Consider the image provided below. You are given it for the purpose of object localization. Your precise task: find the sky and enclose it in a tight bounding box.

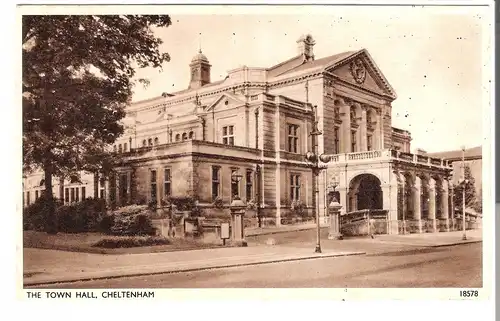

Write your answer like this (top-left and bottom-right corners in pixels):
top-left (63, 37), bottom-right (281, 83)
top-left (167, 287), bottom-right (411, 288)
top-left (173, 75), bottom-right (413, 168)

top-left (130, 5), bottom-right (490, 153)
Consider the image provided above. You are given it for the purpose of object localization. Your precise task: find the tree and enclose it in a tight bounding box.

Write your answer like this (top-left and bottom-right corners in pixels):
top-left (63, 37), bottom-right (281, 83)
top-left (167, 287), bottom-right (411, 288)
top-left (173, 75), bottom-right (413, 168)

top-left (453, 164), bottom-right (477, 212)
top-left (23, 15), bottom-right (172, 233)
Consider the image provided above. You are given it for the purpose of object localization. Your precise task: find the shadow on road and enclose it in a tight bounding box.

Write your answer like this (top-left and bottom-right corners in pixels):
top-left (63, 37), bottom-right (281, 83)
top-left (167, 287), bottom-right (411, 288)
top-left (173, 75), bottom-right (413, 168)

top-left (366, 247), bottom-right (449, 257)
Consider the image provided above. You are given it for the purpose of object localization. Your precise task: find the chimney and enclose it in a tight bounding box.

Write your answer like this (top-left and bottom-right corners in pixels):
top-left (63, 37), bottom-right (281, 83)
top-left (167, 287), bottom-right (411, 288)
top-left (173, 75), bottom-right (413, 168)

top-left (297, 34), bottom-right (315, 62)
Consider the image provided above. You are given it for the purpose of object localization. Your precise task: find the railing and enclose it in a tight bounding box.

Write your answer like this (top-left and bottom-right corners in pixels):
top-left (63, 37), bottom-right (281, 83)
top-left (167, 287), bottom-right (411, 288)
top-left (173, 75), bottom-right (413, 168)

top-left (322, 149), bottom-right (452, 169)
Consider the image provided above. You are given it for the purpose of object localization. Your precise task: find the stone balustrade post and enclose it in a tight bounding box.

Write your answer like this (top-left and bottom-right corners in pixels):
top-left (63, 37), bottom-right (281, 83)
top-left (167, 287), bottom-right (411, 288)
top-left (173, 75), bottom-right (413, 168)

top-left (328, 199), bottom-right (343, 240)
top-left (230, 198), bottom-right (247, 247)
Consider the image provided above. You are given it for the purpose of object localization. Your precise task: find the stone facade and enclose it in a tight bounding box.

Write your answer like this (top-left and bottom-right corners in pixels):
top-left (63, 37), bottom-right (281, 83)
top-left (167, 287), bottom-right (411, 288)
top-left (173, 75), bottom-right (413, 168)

top-left (23, 34), bottom-right (455, 234)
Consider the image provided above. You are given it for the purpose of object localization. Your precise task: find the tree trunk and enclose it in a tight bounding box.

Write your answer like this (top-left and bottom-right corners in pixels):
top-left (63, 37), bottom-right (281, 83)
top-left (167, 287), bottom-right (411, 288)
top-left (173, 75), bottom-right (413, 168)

top-left (43, 161), bottom-right (57, 234)
top-left (93, 171), bottom-right (99, 199)
top-left (59, 177), bottom-right (64, 203)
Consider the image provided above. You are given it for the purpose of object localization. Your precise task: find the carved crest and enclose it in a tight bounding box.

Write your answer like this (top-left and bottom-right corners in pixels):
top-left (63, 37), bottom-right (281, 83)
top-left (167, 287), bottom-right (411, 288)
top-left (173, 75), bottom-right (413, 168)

top-left (349, 58), bottom-right (366, 84)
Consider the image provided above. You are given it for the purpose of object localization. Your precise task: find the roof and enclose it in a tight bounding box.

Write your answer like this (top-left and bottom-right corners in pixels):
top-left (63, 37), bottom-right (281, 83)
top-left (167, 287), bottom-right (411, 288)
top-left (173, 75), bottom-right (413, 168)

top-left (428, 146), bottom-right (482, 160)
top-left (273, 51), bottom-right (358, 77)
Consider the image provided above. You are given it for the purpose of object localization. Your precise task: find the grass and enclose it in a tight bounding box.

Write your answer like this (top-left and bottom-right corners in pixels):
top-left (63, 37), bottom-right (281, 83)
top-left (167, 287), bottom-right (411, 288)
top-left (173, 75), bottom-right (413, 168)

top-left (23, 230), bottom-right (226, 255)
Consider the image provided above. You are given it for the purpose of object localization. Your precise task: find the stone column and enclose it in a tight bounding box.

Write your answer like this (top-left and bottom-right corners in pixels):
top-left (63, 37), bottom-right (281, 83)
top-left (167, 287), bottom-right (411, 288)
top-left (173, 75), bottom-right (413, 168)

top-left (449, 183), bottom-right (455, 230)
top-left (400, 174), bottom-right (407, 234)
top-left (115, 173), bottom-right (121, 207)
top-left (104, 178), bottom-right (111, 207)
top-left (413, 175), bottom-right (422, 233)
top-left (328, 200), bottom-right (343, 240)
top-left (338, 187), bottom-right (348, 215)
top-left (376, 109), bottom-right (383, 150)
top-left (441, 179), bottom-right (449, 231)
top-left (360, 104), bottom-right (368, 151)
top-left (428, 178), bottom-right (437, 233)
top-left (230, 198), bottom-right (247, 247)
top-left (383, 169), bottom-right (399, 235)
top-left (340, 99), bottom-right (351, 153)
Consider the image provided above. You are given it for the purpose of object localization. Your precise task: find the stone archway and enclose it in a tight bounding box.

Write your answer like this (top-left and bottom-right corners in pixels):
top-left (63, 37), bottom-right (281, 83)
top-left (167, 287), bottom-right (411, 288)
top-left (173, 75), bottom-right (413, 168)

top-left (348, 174), bottom-right (383, 212)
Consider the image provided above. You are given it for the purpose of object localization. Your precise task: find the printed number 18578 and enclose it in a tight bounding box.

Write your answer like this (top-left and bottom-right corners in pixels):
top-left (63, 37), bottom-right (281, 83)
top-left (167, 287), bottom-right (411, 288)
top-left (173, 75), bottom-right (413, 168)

top-left (460, 290), bottom-right (479, 298)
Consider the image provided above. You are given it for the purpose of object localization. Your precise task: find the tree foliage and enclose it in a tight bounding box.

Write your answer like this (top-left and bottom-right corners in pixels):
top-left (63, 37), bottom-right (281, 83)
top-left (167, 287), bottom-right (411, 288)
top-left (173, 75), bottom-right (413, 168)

top-left (23, 15), bottom-right (172, 232)
top-left (453, 165), bottom-right (477, 211)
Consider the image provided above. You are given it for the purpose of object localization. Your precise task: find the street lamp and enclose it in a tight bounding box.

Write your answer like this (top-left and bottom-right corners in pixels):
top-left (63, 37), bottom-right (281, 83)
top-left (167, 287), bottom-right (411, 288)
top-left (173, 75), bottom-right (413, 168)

top-left (459, 146), bottom-right (468, 240)
top-left (305, 105), bottom-right (330, 254)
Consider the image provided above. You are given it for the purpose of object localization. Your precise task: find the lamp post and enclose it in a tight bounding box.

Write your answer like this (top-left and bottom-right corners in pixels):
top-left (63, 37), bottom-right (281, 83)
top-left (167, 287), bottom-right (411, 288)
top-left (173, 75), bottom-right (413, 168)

top-left (305, 105), bottom-right (329, 254)
top-left (459, 146), bottom-right (468, 240)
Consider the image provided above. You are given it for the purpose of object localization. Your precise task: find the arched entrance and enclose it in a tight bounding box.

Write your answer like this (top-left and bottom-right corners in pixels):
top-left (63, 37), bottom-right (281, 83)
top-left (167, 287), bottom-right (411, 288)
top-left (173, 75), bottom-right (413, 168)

top-left (347, 174), bottom-right (383, 212)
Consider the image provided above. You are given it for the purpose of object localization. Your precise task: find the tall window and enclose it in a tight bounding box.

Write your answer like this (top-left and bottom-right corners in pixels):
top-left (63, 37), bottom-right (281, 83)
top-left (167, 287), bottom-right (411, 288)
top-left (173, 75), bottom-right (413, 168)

top-left (70, 188), bottom-right (75, 203)
top-left (367, 134), bottom-right (373, 151)
top-left (99, 177), bottom-right (105, 200)
top-left (118, 144), bottom-right (123, 153)
top-left (222, 126), bottom-right (234, 145)
top-left (351, 130), bottom-right (357, 152)
top-left (212, 166), bottom-right (220, 201)
top-left (65, 188), bottom-right (69, 203)
top-left (150, 170), bottom-right (157, 204)
top-left (35, 190), bottom-right (39, 200)
top-left (142, 139), bottom-right (147, 147)
top-left (154, 137), bottom-right (159, 145)
top-left (246, 170), bottom-right (253, 201)
top-left (175, 134), bottom-right (180, 142)
top-left (75, 187), bottom-right (80, 202)
top-left (27, 191), bottom-right (30, 205)
top-left (148, 138), bottom-right (153, 146)
top-left (290, 174), bottom-right (301, 201)
top-left (113, 145), bottom-right (117, 152)
top-left (287, 124), bottom-right (299, 153)
top-left (334, 127), bottom-right (340, 154)
top-left (164, 168), bottom-right (171, 197)
top-left (81, 186), bottom-right (86, 200)
top-left (182, 133), bottom-right (188, 141)
top-left (231, 169), bottom-right (239, 199)
top-left (189, 131), bottom-right (194, 139)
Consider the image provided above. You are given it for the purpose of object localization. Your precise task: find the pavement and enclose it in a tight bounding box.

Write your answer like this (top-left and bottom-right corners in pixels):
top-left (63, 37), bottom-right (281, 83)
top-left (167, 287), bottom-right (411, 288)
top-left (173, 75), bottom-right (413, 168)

top-left (23, 227), bottom-right (482, 287)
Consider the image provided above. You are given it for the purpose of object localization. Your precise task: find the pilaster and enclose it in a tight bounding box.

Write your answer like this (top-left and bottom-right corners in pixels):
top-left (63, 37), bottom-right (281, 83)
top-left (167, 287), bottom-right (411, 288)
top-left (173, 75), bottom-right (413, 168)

top-left (340, 99), bottom-right (351, 153)
top-left (442, 179), bottom-right (450, 231)
top-left (360, 104), bottom-right (368, 151)
top-left (413, 175), bottom-right (422, 233)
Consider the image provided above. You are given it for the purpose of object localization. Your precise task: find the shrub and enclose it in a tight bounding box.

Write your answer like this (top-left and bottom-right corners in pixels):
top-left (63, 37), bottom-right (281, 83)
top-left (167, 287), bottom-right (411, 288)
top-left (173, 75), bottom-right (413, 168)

top-left (92, 236), bottom-right (171, 248)
top-left (108, 205), bottom-right (156, 236)
top-left (56, 198), bottom-right (106, 233)
top-left (23, 195), bottom-right (61, 231)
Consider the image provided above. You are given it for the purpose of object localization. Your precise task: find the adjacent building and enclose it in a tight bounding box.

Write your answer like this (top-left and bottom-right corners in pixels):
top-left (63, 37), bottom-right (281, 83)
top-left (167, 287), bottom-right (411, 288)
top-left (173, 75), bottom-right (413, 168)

top-left (23, 34), bottom-right (455, 234)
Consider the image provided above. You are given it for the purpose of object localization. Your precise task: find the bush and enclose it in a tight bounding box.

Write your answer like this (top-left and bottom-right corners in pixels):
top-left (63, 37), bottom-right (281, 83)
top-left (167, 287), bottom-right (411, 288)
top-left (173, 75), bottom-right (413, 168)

top-left (92, 236), bottom-right (171, 248)
top-left (108, 205), bottom-right (156, 236)
top-left (56, 198), bottom-right (106, 233)
top-left (23, 195), bottom-right (62, 231)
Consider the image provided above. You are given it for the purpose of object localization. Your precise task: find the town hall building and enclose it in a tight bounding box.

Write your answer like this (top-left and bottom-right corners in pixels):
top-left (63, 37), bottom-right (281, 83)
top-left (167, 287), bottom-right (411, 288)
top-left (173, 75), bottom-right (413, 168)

top-left (23, 34), bottom-right (454, 235)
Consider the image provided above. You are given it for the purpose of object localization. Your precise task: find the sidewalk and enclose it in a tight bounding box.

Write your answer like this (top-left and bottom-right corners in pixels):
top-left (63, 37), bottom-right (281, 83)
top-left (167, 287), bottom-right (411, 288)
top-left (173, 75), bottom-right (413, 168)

top-left (23, 245), bottom-right (363, 286)
top-left (23, 228), bottom-right (482, 287)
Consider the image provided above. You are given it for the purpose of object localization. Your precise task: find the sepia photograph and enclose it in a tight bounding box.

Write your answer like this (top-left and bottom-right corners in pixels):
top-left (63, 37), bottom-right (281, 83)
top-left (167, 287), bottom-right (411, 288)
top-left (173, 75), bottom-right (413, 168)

top-left (19, 3), bottom-right (493, 297)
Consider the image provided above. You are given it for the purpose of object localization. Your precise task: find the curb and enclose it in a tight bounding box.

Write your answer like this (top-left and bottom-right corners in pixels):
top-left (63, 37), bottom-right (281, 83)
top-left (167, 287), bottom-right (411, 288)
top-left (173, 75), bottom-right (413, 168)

top-left (430, 240), bottom-right (482, 248)
top-left (245, 226), bottom-right (326, 237)
top-left (24, 251), bottom-right (365, 287)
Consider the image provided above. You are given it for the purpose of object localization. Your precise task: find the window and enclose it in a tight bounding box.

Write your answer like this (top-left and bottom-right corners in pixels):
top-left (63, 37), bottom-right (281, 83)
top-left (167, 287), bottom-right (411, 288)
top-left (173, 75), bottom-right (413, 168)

top-left (290, 174), bottom-right (301, 201)
top-left (154, 137), bottom-right (159, 145)
top-left (150, 170), bottom-right (157, 203)
top-left (113, 145), bottom-right (117, 152)
top-left (70, 188), bottom-right (75, 203)
top-left (27, 191), bottom-right (30, 205)
top-left (222, 126), bottom-right (234, 145)
top-left (119, 174), bottom-right (128, 204)
top-left (164, 168), bottom-right (171, 197)
top-left (65, 188), bottom-right (69, 203)
top-left (334, 127), bottom-right (340, 154)
top-left (175, 134), bottom-right (180, 142)
top-left (99, 178), bottom-right (105, 199)
top-left (148, 138), bottom-right (153, 146)
top-left (189, 131), bottom-right (194, 139)
top-left (75, 187), bottom-right (80, 202)
top-left (211, 166), bottom-right (220, 201)
top-left (351, 130), bottom-right (357, 152)
top-left (287, 124), bottom-right (299, 153)
top-left (124, 143), bottom-right (128, 152)
top-left (367, 134), bottom-right (373, 151)
top-left (182, 133), bottom-right (188, 141)
top-left (142, 139), bottom-right (147, 147)
top-left (231, 169), bottom-right (239, 199)
top-left (246, 170), bottom-right (253, 201)
top-left (118, 144), bottom-right (123, 153)
top-left (81, 186), bottom-right (86, 200)
top-left (35, 190), bottom-right (39, 200)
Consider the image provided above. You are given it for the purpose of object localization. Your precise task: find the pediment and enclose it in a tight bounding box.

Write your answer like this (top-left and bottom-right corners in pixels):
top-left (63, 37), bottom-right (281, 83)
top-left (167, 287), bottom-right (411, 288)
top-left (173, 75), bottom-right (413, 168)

top-left (325, 49), bottom-right (397, 100)
top-left (205, 92), bottom-right (246, 112)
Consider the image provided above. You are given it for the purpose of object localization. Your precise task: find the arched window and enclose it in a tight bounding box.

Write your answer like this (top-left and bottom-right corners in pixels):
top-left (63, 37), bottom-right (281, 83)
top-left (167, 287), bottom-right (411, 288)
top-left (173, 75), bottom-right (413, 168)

top-left (188, 131), bottom-right (194, 139)
top-left (142, 139), bottom-right (147, 147)
top-left (39, 179), bottom-right (45, 186)
top-left (154, 137), bottom-right (159, 145)
top-left (182, 133), bottom-right (188, 141)
top-left (118, 144), bottom-right (123, 153)
top-left (175, 134), bottom-right (181, 142)
top-left (124, 143), bottom-right (128, 152)
top-left (148, 138), bottom-right (153, 146)
top-left (113, 145), bottom-right (117, 152)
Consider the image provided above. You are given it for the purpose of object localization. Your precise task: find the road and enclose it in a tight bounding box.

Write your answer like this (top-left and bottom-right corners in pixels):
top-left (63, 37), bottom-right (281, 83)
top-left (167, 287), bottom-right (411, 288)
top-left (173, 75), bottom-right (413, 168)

top-left (30, 243), bottom-right (482, 288)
